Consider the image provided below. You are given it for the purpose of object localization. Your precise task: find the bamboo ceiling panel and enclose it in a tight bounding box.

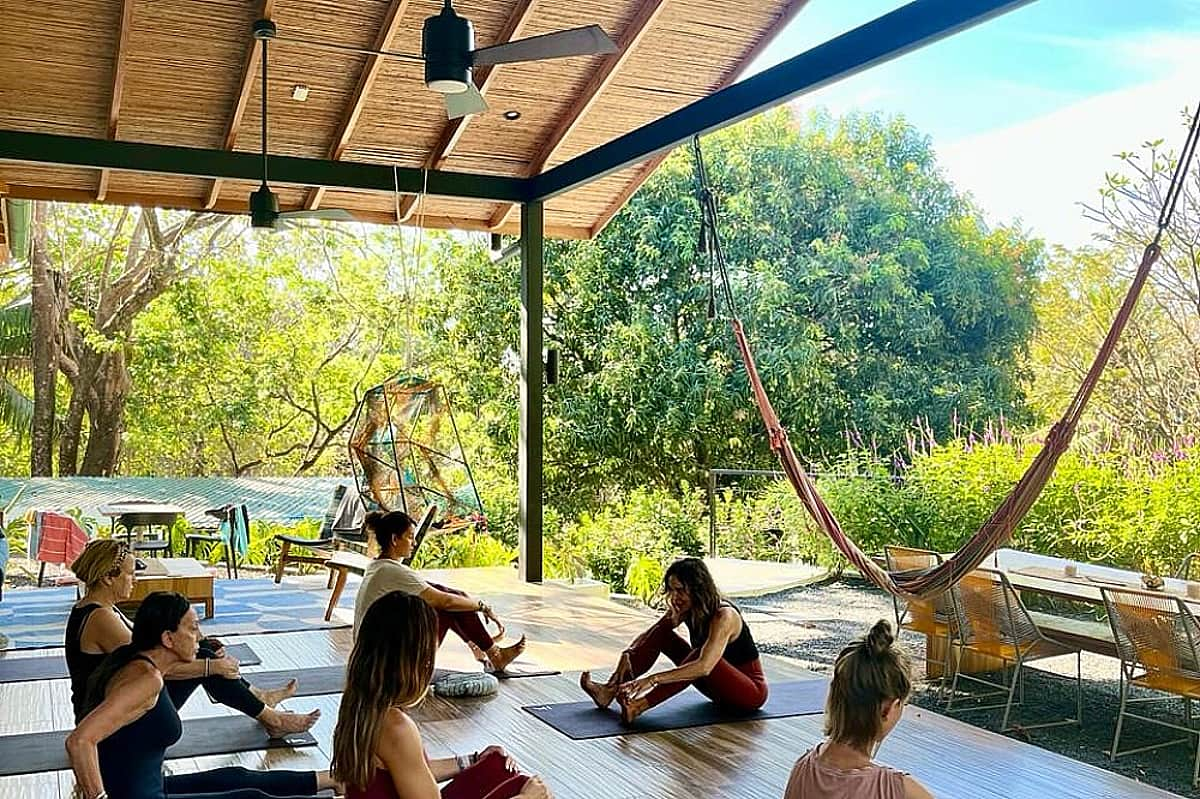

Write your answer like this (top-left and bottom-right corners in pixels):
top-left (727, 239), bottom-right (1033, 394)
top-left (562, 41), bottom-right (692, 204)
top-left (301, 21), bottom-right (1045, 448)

top-left (0, 0), bottom-right (801, 238)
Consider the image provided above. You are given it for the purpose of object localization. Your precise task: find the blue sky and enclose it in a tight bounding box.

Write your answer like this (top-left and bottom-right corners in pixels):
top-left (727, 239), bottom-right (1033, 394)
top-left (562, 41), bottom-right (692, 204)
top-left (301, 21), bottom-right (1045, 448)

top-left (745, 0), bottom-right (1200, 247)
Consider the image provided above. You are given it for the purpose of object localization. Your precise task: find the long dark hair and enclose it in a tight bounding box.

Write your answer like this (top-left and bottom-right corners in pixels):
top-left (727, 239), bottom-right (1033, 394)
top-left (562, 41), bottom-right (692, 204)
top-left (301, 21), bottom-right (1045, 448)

top-left (363, 510), bottom-right (415, 554)
top-left (663, 557), bottom-right (724, 631)
top-left (825, 619), bottom-right (912, 749)
top-left (332, 591), bottom-right (439, 791)
top-left (82, 591), bottom-right (190, 716)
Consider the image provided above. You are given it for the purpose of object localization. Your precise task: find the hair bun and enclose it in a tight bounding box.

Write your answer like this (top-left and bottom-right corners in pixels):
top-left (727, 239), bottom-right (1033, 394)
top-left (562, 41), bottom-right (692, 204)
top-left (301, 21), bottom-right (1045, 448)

top-left (364, 510), bottom-right (385, 525)
top-left (866, 619), bottom-right (894, 657)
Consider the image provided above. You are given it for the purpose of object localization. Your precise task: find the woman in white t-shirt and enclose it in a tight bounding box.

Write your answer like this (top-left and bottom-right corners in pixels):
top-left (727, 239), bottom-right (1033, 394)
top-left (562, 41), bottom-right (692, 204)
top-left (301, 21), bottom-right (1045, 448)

top-left (354, 511), bottom-right (526, 672)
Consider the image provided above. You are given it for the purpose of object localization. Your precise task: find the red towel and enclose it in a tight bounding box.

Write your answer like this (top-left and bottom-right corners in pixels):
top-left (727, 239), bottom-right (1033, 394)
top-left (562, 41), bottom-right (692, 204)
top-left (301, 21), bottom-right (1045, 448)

top-left (35, 511), bottom-right (90, 567)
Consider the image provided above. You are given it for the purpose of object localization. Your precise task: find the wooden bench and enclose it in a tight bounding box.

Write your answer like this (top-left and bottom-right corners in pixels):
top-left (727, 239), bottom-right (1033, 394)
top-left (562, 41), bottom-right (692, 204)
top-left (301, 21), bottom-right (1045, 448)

top-left (322, 505), bottom-right (438, 621)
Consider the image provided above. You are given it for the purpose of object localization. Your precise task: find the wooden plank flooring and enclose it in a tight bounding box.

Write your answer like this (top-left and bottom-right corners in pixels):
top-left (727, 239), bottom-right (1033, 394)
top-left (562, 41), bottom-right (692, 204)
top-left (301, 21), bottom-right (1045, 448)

top-left (0, 566), bottom-right (1185, 798)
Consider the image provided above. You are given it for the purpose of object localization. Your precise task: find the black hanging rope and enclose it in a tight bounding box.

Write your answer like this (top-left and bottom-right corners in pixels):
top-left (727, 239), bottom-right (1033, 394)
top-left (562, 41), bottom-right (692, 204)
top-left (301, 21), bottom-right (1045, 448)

top-left (691, 136), bottom-right (738, 320)
top-left (1155, 104), bottom-right (1200, 244)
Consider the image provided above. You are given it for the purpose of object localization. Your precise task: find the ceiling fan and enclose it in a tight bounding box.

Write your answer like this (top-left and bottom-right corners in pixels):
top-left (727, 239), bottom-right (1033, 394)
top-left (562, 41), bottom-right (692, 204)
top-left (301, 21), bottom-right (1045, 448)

top-left (250, 19), bottom-right (355, 230)
top-left (264, 0), bottom-right (620, 119)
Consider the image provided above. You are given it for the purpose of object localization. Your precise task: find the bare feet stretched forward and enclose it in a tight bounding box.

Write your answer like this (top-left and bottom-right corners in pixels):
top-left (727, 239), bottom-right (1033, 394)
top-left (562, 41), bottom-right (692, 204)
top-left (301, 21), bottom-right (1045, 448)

top-left (251, 678), bottom-right (298, 708)
top-left (261, 708), bottom-right (320, 738)
top-left (486, 635), bottom-right (527, 673)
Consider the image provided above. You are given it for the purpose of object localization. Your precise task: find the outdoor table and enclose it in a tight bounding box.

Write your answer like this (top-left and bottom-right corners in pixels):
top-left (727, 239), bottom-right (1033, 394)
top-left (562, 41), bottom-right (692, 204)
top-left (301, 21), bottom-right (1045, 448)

top-left (98, 501), bottom-right (184, 557)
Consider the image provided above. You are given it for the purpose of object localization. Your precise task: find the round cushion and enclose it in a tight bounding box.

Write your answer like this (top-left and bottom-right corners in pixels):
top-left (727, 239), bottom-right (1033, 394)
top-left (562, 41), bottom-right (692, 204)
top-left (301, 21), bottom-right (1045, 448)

top-left (432, 670), bottom-right (499, 698)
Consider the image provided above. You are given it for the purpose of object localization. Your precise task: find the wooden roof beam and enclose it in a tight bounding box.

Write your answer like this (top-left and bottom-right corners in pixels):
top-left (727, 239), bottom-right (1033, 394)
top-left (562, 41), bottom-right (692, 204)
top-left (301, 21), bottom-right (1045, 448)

top-left (206, 0), bottom-right (275, 209)
top-left (485, 0), bottom-right (668, 231)
top-left (304, 0), bottom-right (412, 212)
top-left (395, 0), bottom-right (541, 223)
top-left (98, 0), bottom-right (137, 202)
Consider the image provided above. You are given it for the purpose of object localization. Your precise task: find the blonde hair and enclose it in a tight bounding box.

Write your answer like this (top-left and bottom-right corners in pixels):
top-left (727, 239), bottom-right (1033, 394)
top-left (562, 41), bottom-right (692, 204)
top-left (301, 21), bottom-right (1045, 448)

top-left (71, 539), bottom-right (131, 590)
top-left (331, 591), bottom-right (438, 791)
top-left (824, 619), bottom-right (912, 750)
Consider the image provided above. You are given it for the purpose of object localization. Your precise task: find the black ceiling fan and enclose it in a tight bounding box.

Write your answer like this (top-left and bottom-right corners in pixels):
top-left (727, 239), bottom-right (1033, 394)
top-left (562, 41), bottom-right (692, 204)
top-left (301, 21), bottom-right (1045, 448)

top-left (250, 19), bottom-right (355, 230)
top-left (265, 0), bottom-right (619, 119)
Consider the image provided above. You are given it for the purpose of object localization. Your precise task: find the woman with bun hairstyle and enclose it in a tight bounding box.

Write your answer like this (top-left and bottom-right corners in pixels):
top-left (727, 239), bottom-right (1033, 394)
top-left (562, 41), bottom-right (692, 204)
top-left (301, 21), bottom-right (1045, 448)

top-left (66, 539), bottom-right (317, 735)
top-left (333, 591), bottom-right (552, 799)
top-left (783, 620), bottom-right (934, 799)
top-left (355, 510), bottom-right (526, 673)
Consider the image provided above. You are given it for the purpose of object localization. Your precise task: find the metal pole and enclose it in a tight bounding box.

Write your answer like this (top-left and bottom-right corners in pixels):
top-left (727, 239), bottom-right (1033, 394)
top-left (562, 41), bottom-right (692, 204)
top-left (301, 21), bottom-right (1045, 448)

top-left (518, 201), bottom-right (544, 582)
top-left (708, 469), bottom-right (718, 557)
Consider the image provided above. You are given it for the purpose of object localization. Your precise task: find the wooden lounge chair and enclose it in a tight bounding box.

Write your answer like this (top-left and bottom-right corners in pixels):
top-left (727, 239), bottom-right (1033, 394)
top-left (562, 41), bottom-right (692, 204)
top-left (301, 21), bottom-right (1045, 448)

top-left (274, 485), bottom-right (366, 583)
top-left (1103, 585), bottom-right (1200, 786)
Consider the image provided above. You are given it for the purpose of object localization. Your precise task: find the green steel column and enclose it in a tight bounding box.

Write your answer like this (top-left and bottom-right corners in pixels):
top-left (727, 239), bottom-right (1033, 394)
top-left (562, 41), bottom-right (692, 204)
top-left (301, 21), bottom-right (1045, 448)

top-left (519, 201), bottom-right (544, 582)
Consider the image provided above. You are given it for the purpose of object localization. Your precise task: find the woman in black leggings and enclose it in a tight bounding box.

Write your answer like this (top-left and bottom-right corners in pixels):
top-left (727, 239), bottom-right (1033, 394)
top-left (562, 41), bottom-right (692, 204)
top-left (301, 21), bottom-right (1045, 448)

top-left (67, 540), bottom-right (316, 735)
top-left (66, 591), bottom-right (339, 799)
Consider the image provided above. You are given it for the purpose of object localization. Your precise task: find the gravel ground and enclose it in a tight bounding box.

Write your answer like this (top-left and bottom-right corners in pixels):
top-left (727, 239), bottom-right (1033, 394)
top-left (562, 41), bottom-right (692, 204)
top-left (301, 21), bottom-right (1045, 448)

top-left (740, 577), bottom-right (1200, 798)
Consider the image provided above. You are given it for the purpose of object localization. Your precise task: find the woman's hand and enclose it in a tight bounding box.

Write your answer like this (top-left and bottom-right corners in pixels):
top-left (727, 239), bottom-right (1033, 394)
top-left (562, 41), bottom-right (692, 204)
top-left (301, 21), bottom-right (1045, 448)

top-left (618, 676), bottom-right (656, 700)
top-left (483, 607), bottom-right (506, 639)
top-left (475, 745), bottom-right (516, 771)
top-left (517, 776), bottom-right (553, 798)
top-left (209, 656), bottom-right (240, 680)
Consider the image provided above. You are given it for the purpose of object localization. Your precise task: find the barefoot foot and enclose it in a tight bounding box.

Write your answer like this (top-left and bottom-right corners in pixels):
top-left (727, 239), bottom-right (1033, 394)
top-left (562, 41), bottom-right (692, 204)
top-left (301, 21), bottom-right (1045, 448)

top-left (468, 641), bottom-right (490, 664)
top-left (252, 678), bottom-right (298, 708)
top-left (486, 635), bottom-right (527, 673)
top-left (580, 671), bottom-right (617, 709)
top-left (616, 692), bottom-right (649, 725)
top-left (261, 708), bottom-right (320, 738)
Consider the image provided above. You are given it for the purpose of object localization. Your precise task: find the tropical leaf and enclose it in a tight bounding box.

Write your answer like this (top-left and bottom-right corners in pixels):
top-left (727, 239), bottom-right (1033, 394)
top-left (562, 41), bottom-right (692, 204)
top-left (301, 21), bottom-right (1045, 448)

top-left (0, 377), bottom-right (33, 436)
top-left (0, 299), bottom-right (32, 361)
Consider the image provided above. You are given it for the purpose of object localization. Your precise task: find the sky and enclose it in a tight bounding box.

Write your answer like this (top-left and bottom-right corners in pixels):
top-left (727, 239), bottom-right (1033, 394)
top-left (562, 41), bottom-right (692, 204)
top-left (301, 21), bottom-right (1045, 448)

top-left (745, 0), bottom-right (1200, 249)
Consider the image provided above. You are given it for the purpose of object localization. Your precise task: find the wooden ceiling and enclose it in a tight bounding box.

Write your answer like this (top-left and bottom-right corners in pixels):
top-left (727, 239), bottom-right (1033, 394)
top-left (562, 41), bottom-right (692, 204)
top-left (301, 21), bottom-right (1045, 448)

top-left (0, 0), bottom-right (807, 239)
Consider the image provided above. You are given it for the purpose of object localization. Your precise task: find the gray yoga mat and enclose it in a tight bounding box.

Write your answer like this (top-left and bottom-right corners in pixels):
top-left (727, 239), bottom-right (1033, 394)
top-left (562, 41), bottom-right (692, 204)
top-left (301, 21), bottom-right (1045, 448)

top-left (523, 678), bottom-right (828, 739)
top-left (241, 660), bottom-right (558, 701)
top-left (0, 642), bottom-right (261, 685)
top-left (436, 661), bottom-right (561, 681)
top-left (0, 714), bottom-right (316, 777)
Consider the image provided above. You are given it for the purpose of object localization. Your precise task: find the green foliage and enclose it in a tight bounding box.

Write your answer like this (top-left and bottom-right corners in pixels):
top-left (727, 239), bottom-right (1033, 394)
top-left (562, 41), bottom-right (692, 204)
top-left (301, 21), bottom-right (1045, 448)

top-left (410, 530), bottom-right (516, 570)
top-left (625, 554), bottom-right (665, 605)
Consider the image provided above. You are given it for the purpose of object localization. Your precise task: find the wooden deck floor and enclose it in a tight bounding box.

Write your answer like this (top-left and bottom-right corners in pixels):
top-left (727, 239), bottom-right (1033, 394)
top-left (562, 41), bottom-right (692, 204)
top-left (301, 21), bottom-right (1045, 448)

top-left (0, 566), bottom-right (1185, 799)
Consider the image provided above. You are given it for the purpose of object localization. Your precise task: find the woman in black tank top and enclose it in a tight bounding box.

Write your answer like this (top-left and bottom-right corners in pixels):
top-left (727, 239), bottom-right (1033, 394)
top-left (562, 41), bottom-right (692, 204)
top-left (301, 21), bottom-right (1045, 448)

top-left (580, 557), bottom-right (768, 724)
top-left (67, 591), bottom-right (339, 799)
top-left (66, 539), bottom-right (317, 735)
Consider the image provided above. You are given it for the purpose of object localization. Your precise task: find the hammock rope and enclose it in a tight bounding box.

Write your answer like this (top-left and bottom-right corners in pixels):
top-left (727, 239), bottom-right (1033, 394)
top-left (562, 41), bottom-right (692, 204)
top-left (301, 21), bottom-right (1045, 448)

top-left (694, 102), bottom-right (1200, 600)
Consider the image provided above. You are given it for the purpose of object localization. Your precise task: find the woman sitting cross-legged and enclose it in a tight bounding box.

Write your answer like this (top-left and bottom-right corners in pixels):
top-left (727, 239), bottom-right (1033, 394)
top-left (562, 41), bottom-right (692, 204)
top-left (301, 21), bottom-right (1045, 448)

top-left (334, 590), bottom-right (551, 799)
top-left (354, 510), bottom-right (525, 672)
top-left (66, 590), bottom-right (339, 799)
top-left (580, 556), bottom-right (768, 724)
top-left (66, 539), bottom-right (317, 736)
top-left (783, 620), bottom-right (933, 799)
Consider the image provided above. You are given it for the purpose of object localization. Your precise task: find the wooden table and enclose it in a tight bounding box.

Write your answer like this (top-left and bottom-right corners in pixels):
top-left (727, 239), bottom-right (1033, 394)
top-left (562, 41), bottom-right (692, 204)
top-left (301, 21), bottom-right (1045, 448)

top-left (98, 501), bottom-right (184, 556)
top-left (121, 557), bottom-right (215, 619)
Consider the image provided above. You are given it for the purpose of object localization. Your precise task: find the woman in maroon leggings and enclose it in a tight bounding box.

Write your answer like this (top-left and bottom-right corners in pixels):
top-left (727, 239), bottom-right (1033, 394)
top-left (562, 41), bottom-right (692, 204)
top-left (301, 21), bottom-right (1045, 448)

top-left (581, 557), bottom-right (768, 724)
top-left (354, 511), bottom-right (526, 672)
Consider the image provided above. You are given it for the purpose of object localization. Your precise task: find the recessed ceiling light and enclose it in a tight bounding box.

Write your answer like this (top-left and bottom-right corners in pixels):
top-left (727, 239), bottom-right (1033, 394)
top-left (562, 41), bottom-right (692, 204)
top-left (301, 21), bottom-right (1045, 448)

top-left (291, 84), bottom-right (310, 102)
top-left (503, 110), bottom-right (521, 121)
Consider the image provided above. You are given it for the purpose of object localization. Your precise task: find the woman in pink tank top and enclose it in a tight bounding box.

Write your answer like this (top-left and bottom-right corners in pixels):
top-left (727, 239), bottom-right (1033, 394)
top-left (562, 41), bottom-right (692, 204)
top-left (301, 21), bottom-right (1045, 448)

top-left (331, 591), bottom-right (553, 799)
top-left (784, 620), bottom-right (934, 799)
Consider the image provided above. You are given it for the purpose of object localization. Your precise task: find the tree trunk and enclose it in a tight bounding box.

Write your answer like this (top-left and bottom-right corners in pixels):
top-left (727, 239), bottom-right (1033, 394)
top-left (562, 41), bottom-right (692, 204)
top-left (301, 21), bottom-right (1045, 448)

top-left (28, 202), bottom-right (58, 476)
top-left (79, 350), bottom-right (132, 476)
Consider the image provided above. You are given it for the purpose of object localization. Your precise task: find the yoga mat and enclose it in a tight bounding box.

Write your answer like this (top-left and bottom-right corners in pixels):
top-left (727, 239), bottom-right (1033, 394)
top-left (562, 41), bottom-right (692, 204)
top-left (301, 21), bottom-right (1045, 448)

top-left (0, 642), bottom-right (260, 685)
top-left (0, 715), bottom-right (317, 777)
top-left (248, 663), bottom-right (346, 697)
top-left (523, 678), bottom-right (828, 739)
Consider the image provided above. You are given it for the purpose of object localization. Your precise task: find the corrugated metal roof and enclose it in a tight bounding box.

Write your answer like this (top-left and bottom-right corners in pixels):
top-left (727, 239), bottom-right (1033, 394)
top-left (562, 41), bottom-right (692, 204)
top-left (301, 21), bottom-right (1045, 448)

top-left (0, 477), bottom-right (351, 528)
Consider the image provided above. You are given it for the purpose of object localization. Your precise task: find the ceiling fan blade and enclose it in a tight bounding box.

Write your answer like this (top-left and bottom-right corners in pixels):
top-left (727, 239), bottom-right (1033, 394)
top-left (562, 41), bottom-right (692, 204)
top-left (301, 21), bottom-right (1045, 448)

top-left (444, 82), bottom-right (489, 119)
top-left (471, 25), bottom-right (618, 68)
top-left (278, 208), bottom-right (357, 222)
top-left (273, 33), bottom-right (424, 64)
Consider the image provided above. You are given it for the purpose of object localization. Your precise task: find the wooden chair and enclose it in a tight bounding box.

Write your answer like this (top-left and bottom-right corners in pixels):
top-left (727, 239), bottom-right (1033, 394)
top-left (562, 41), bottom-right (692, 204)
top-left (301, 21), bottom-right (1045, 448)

top-left (946, 567), bottom-right (1082, 731)
top-left (274, 485), bottom-right (366, 583)
top-left (1102, 586), bottom-right (1200, 785)
top-left (884, 545), bottom-right (954, 690)
top-left (185, 504), bottom-right (248, 579)
top-left (323, 505), bottom-right (438, 621)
